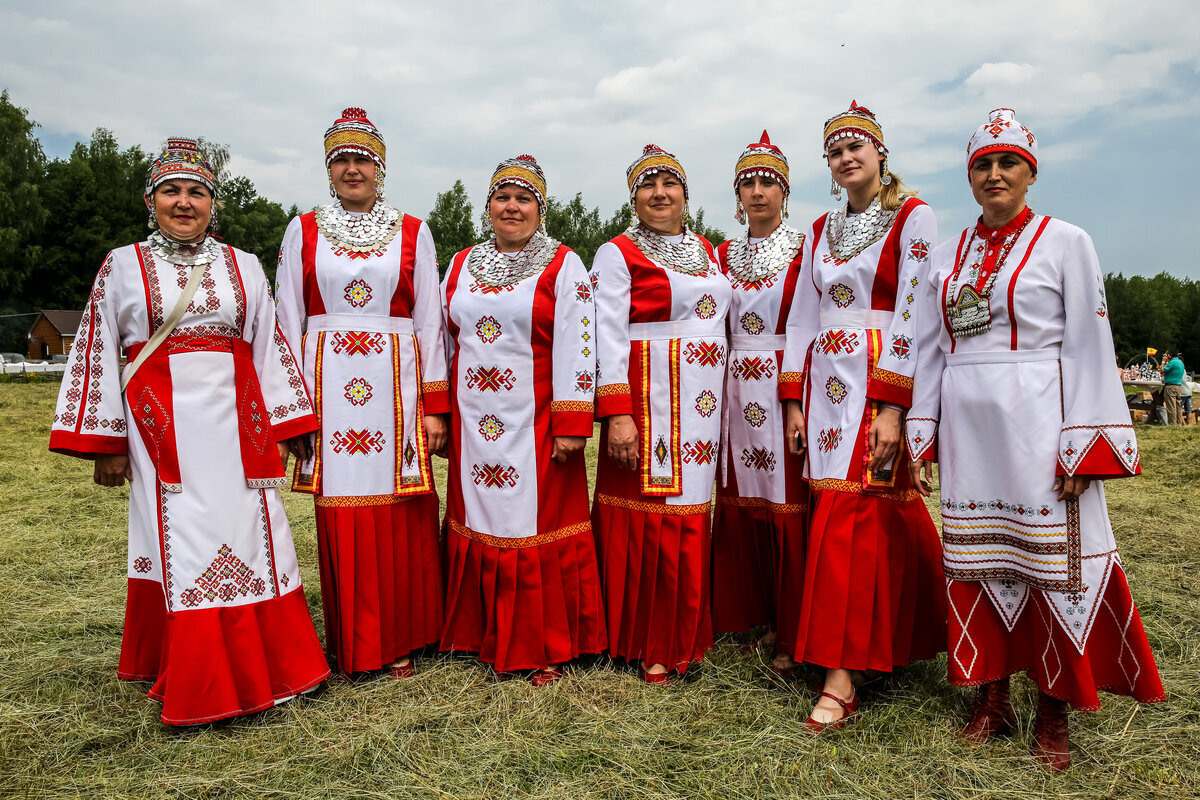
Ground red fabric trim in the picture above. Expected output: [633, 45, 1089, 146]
[866, 368, 914, 407]
[271, 413, 317, 441]
[443, 248, 469, 526]
[420, 389, 450, 416]
[596, 386, 633, 418]
[870, 198, 923, 311]
[117, 577, 167, 680]
[774, 246, 804, 335]
[299, 212, 326, 316]
[389, 214, 422, 317]
[611, 235, 674, 323]
[1055, 435, 1142, 479]
[48, 430, 128, 459]
[551, 411, 594, 437]
[1006, 216, 1051, 350]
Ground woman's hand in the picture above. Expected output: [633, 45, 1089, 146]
[910, 458, 935, 497]
[785, 400, 807, 455]
[868, 406, 903, 474]
[423, 414, 448, 457]
[607, 415, 639, 470]
[94, 454, 132, 487]
[277, 441, 290, 470]
[1053, 474, 1091, 501]
[286, 433, 315, 463]
[551, 436, 586, 463]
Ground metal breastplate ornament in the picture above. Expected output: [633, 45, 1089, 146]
[466, 233, 561, 288]
[825, 196, 903, 262]
[628, 225, 713, 276]
[725, 224, 803, 284]
[315, 202, 402, 252]
[148, 231, 221, 266]
[944, 211, 1035, 338]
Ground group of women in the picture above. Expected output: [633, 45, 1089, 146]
[50, 103, 1163, 771]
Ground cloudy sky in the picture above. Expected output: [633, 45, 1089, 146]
[3, 0, 1198, 278]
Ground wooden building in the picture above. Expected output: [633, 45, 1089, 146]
[27, 310, 83, 361]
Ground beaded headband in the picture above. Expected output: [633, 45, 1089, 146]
[967, 107, 1038, 171]
[822, 100, 886, 156]
[626, 144, 688, 200]
[146, 138, 217, 196]
[324, 107, 386, 174]
[734, 130, 789, 194]
[487, 155, 547, 215]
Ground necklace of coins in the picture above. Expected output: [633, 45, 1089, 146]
[466, 233, 561, 288]
[315, 201, 402, 253]
[627, 224, 712, 275]
[825, 196, 903, 262]
[148, 231, 221, 266]
[726, 223, 804, 284]
[944, 210, 1035, 338]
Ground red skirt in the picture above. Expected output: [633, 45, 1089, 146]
[790, 488, 946, 671]
[947, 568, 1165, 711]
[440, 525, 607, 672]
[315, 494, 443, 674]
[118, 578, 330, 725]
[593, 497, 713, 672]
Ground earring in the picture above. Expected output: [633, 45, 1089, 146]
[147, 201, 158, 231]
[830, 177, 842, 199]
[734, 199, 745, 225]
[627, 201, 638, 230]
[682, 202, 692, 232]
[782, 195, 789, 220]
[480, 209, 493, 234]
[329, 183, 337, 199]
[208, 208, 219, 234]
[880, 156, 893, 186]
[375, 178, 385, 202]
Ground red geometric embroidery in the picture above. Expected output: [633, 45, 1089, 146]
[403, 439, 416, 467]
[743, 402, 768, 428]
[829, 283, 855, 308]
[741, 447, 776, 472]
[682, 440, 716, 465]
[466, 366, 516, 392]
[331, 331, 386, 356]
[740, 312, 765, 335]
[575, 281, 592, 302]
[475, 315, 502, 343]
[180, 544, 267, 607]
[695, 390, 718, 417]
[471, 463, 519, 488]
[133, 556, 153, 573]
[825, 376, 848, 404]
[469, 282, 516, 295]
[730, 273, 777, 292]
[654, 436, 670, 466]
[575, 371, 594, 393]
[985, 119, 1009, 139]
[817, 427, 843, 453]
[908, 239, 930, 262]
[478, 414, 505, 441]
[731, 356, 775, 381]
[330, 429, 386, 455]
[344, 377, 373, 406]
[684, 341, 725, 367]
[279, 573, 290, 587]
[332, 246, 381, 260]
[239, 386, 271, 454]
[344, 278, 372, 308]
[817, 329, 860, 356]
[891, 335, 912, 360]
[694, 294, 718, 319]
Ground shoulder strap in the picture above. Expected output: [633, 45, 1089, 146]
[121, 259, 209, 391]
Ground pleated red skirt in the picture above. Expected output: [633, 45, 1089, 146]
[440, 526, 607, 672]
[315, 494, 443, 674]
[119, 577, 330, 725]
[790, 488, 947, 671]
[947, 568, 1165, 711]
[593, 498, 713, 672]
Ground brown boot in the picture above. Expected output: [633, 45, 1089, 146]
[1032, 692, 1071, 772]
[960, 678, 1016, 743]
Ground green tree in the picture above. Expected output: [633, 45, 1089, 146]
[689, 207, 727, 246]
[216, 175, 291, 285]
[0, 90, 48, 298]
[426, 179, 481, 274]
[544, 193, 606, 267]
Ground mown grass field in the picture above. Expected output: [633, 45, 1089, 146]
[1, 379, 1197, 798]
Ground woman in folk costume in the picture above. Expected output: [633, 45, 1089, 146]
[439, 156, 606, 685]
[49, 139, 329, 725]
[592, 145, 731, 683]
[908, 108, 1164, 771]
[780, 102, 946, 727]
[711, 132, 809, 674]
[275, 108, 449, 679]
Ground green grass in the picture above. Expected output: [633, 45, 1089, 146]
[1, 381, 1197, 798]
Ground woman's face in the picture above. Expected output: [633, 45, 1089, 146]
[147, 179, 213, 242]
[969, 151, 1036, 226]
[737, 175, 784, 231]
[633, 171, 685, 235]
[329, 153, 378, 212]
[489, 183, 540, 251]
[826, 137, 882, 195]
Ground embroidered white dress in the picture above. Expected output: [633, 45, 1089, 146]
[49, 240, 329, 725]
[909, 212, 1163, 708]
[439, 242, 606, 671]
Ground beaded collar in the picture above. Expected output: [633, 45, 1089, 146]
[147, 231, 221, 266]
[725, 223, 803, 284]
[315, 201, 402, 253]
[825, 196, 905, 262]
[626, 224, 713, 276]
[466, 233, 561, 288]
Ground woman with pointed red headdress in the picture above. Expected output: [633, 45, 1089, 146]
[711, 131, 809, 674]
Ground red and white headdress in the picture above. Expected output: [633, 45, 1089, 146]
[822, 100, 886, 156]
[146, 138, 217, 196]
[487, 155, 548, 216]
[967, 108, 1038, 172]
[324, 107, 386, 175]
[734, 130, 790, 194]
[626, 144, 688, 201]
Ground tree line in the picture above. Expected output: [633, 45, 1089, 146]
[1, 90, 1195, 366]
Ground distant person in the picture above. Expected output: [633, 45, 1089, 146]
[1181, 369, 1193, 424]
[49, 138, 329, 725]
[909, 109, 1164, 772]
[1163, 352, 1185, 425]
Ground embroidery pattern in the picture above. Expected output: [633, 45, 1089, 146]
[472, 463, 519, 488]
[272, 326, 311, 415]
[343, 377, 373, 406]
[133, 556, 152, 574]
[478, 414, 505, 441]
[684, 341, 726, 368]
[908, 239, 930, 261]
[575, 281, 592, 302]
[694, 390, 718, 418]
[178, 544, 267, 608]
[817, 427, 843, 453]
[740, 312, 765, 335]
[331, 331, 386, 356]
[694, 294, 718, 319]
[682, 440, 716, 465]
[654, 435, 670, 466]
[741, 447, 777, 472]
[343, 278, 373, 308]
[575, 371, 594, 393]
[817, 329, 860, 356]
[829, 283, 856, 308]
[731, 356, 775, 381]
[743, 402, 768, 428]
[825, 376, 848, 404]
[475, 315, 502, 343]
[890, 335, 913, 360]
[330, 429, 386, 455]
[943, 498, 1052, 518]
[466, 366, 516, 392]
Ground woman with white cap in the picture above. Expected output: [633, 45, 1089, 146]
[780, 102, 946, 727]
[592, 144, 731, 683]
[275, 108, 449, 680]
[908, 108, 1164, 771]
[711, 131, 809, 675]
[50, 138, 329, 724]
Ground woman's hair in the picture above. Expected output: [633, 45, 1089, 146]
[879, 170, 917, 211]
